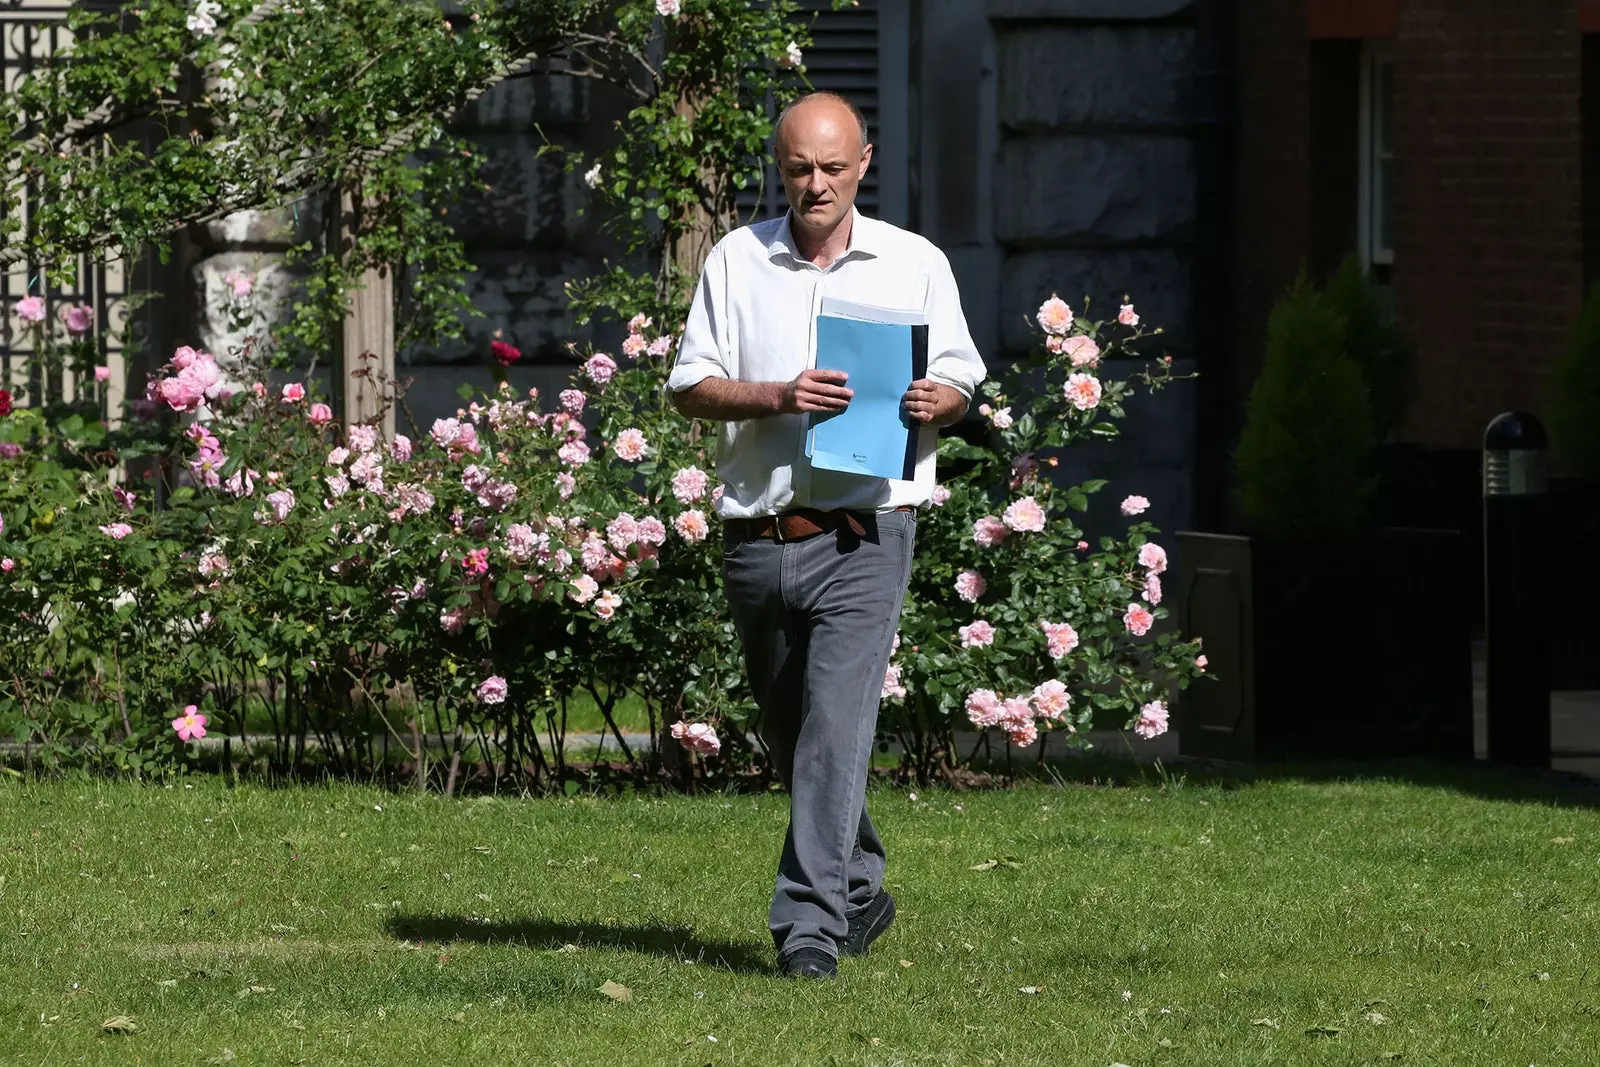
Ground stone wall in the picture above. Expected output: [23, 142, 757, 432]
[987, 0, 1202, 536]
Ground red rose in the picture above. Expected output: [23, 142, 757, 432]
[490, 340, 522, 367]
[0, 390, 12, 417]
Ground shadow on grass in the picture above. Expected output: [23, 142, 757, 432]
[384, 913, 772, 974]
[986, 743, 1600, 811]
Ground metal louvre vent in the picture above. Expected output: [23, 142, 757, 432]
[736, 0, 881, 224]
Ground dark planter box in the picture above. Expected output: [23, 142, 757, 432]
[1549, 477, 1600, 690]
[1175, 528, 1473, 762]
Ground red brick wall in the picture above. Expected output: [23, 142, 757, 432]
[1232, 4, 1314, 402]
[1393, 1, 1583, 446]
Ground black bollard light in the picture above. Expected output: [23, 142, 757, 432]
[1482, 411, 1550, 768]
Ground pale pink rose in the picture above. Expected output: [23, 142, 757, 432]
[14, 296, 46, 323]
[559, 389, 586, 416]
[1064, 373, 1103, 411]
[656, 0, 681, 15]
[1142, 573, 1163, 605]
[1134, 700, 1169, 739]
[582, 354, 618, 386]
[987, 406, 1013, 430]
[308, 402, 333, 426]
[670, 720, 721, 757]
[264, 489, 296, 522]
[349, 451, 383, 487]
[1, 559, 13, 573]
[1064, 336, 1101, 368]
[973, 516, 1009, 547]
[636, 517, 667, 545]
[594, 589, 623, 621]
[1076, 540, 1089, 551]
[94, 366, 111, 382]
[170, 346, 201, 370]
[931, 485, 951, 507]
[882, 663, 907, 700]
[607, 513, 640, 552]
[611, 428, 648, 462]
[251, 382, 266, 398]
[627, 313, 653, 333]
[477, 675, 508, 704]
[327, 447, 350, 467]
[647, 336, 674, 358]
[224, 467, 258, 498]
[779, 40, 804, 69]
[462, 464, 490, 493]
[280, 382, 305, 403]
[1196, 655, 1208, 671]
[1036, 295, 1073, 336]
[1124, 602, 1155, 637]
[1041, 620, 1079, 659]
[504, 523, 541, 564]
[99, 522, 133, 539]
[153, 375, 204, 412]
[64, 305, 93, 335]
[559, 440, 591, 467]
[621, 333, 647, 359]
[476, 480, 517, 512]
[674, 509, 709, 542]
[1031, 680, 1071, 720]
[999, 696, 1034, 730]
[325, 473, 350, 499]
[556, 472, 576, 500]
[439, 607, 469, 635]
[672, 466, 710, 503]
[1121, 495, 1150, 517]
[172, 704, 207, 741]
[397, 483, 433, 516]
[569, 573, 600, 604]
[1118, 303, 1140, 327]
[348, 424, 378, 453]
[580, 534, 609, 573]
[958, 619, 995, 649]
[224, 270, 253, 300]
[1138, 542, 1168, 575]
[1008, 721, 1040, 748]
[954, 569, 987, 603]
[391, 434, 412, 462]
[1002, 496, 1046, 533]
[965, 689, 1003, 728]
[198, 552, 230, 577]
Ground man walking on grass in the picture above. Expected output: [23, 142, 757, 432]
[666, 91, 985, 980]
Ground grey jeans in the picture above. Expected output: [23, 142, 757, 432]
[722, 509, 916, 959]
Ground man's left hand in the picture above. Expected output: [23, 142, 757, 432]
[902, 379, 968, 428]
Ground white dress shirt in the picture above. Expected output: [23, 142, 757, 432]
[667, 209, 987, 520]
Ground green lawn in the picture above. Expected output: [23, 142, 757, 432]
[4, 763, 1599, 1065]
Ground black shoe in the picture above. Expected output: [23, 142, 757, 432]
[841, 890, 896, 957]
[779, 947, 838, 980]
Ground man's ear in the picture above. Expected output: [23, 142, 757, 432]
[858, 142, 874, 179]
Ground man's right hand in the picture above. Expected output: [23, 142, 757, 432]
[781, 369, 853, 414]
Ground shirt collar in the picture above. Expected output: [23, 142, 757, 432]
[767, 206, 880, 264]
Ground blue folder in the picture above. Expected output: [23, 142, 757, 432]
[805, 298, 930, 481]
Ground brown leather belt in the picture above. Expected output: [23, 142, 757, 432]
[727, 505, 915, 544]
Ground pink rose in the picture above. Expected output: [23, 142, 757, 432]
[1041, 620, 1079, 659]
[1064, 373, 1102, 411]
[568, 574, 600, 604]
[621, 333, 647, 359]
[99, 522, 133, 539]
[1031, 680, 1071, 720]
[172, 704, 208, 741]
[113, 486, 137, 512]
[1002, 496, 1045, 533]
[1008, 721, 1040, 748]
[477, 675, 508, 704]
[954, 569, 986, 603]
[63, 305, 93, 335]
[559, 389, 586, 416]
[558, 439, 591, 467]
[636, 517, 667, 546]
[391, 434, 412, 462]
[1036, 295, 1073, 336]
[1063, 336, 1100, 368]
[647, 336, 674, 358]
[972, 516, 1009, 548]
[674, 509, 709, 542]
[1120, 495, 1150, 517]
[224, 270, 254, 301]
[582, 354, 618, 386]
[931, 485, 951, 507]
[1, 559, 13, 573]
[263, 489, 296, 522]
[556, 472, 576, 500]
[1138, 542, 1168, 575]
[1123, 602, 1154, 637]
[965, 689, 1003, 728]
[1142, 573, 1162, 605]
[1118, 303, 1140, 327]
[672, 466, 709, 503]
[281, 382, 305, 403]
[308, 402, 333, 425]
[611, 428, 648, 462]
[14, 296, 45, 323]
[1195, 654, 1208, 671]
[94, 366, 111, 382]
[656, 0, 682, 15]
[1133, 700, 1168, 739]
[958, 619, 995, 649]
[670, 720, 721, 756]
[595, 589, 623, 621]
[348, 424, 378, 453]
[882, 664, 907, 700]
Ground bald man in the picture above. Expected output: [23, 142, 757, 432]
[667, 92, 986, 979]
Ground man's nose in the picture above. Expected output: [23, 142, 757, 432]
[805, 169, 827, 195]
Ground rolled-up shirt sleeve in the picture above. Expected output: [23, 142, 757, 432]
[667, 243, 732, 394]
[922, 249, 986, 399]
